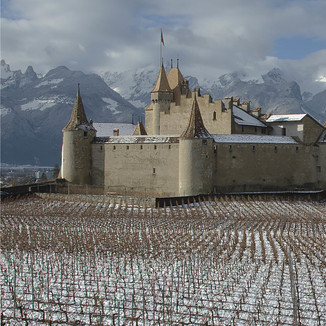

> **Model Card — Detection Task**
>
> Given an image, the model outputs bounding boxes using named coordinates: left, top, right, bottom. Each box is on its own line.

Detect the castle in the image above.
left=60, top=64, right=326, bottom=197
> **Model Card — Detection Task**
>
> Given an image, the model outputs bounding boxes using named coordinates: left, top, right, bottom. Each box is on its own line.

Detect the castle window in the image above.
left=100, top=146, right=103, bottom=151
left=229, top=145, right=232, bottom=152
left=113, top=146, right=116, bottom=150
left=169, top=145, right=171, bottom=149
left=213, top=111, right=216, bottom=120
left=252, top=145, right=256, bottom=152
left=214, top=145, right=217, bottom=154
left=140, top=145, right=143, bottom=150
left=84, top=131, right=88, bottom=138
left=152, top=168, right=156, bottom=174
left=202, top=140, right=207, bottom=146
left=282, top=128, right=286, bottom=136
left=154, top=145, right=157, bottom=150
left=296, top=146, right=299, bottom=152
left=274, top=146, right=278, bottom=153
left=261, top=128, right=266, bottom=134
left=126, top=145, right=129, bottom=150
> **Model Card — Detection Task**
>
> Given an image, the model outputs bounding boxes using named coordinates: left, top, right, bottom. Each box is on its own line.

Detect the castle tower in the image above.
left=178, top=95, right=215, bottom=196
left=60, top=84, right=96, bottom=184
left=151, top=64, right=173, bottom=134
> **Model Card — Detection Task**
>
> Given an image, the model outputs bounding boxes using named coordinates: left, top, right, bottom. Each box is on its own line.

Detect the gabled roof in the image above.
left=265, top=114, right=306, bottom=123
left=233, top=106, right=266, bottom=127
left=212, top=134, right=298, bottom=144
left=63, top=84, right=94, bottom=131
left=93, top=122, right=135, bottom=137
left=180, top=96, right=211, bottom=139
left=152, top=65, right=171, bottom=92
left=132, top=121, right=147, bottom=135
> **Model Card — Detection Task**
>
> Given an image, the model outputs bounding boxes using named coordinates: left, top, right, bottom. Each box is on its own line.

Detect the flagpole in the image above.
left=160, top=38, right=162, bottom=66
left=160, top=28, right=162, bottom=66
left=160, top=28, right=164, bottom=66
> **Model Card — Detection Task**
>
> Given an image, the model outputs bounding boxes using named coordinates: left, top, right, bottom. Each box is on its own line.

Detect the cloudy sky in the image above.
left=1, top=0, right=326, bottom=92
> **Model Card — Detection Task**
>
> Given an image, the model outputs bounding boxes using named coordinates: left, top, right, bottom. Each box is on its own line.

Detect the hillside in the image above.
left=1, top=60, right=142, bottom=165
left=1, top=60, right=325, bottom=165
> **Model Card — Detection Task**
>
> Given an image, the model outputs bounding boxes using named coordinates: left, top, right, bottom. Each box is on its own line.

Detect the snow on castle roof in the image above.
left=233, top=106, right=266, bottom=127
left=212, top=134, right=298, bottom=144
left=318, top=130, right=326, bottom=143
left=93, top=122, right=135, bottom=137
left=265, top=114, right=306, bottom=123
left=106, top=135, right=180, bottom=144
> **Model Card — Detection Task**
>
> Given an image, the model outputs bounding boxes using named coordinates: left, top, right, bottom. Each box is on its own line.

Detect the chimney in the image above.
left=224, top=97, right=233, bottom=110
left=113, top=128, right=119, bottom=136
left=240, top=101, right=250, bottom=112
left=233, top=98, right=240, bottom=106
left=251, top=107, right=262, bottom=118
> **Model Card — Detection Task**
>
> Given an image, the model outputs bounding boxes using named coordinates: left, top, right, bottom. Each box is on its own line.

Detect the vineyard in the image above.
left=1, top=194, right=326, bottom=325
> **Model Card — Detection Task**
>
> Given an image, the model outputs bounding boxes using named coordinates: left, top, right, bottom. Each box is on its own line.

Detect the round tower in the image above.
left=151, top=64, right=173, bottom=134
left=179, top=95, right=214, bottom=196
left=60, top=84, right=96, bottom=185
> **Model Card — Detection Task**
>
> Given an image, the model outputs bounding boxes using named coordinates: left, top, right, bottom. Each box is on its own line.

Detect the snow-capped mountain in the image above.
left=101, top=66, right=158, bottom=109
left=102, top=66, right=326, bottom=124
left=1, top=60, right=142, bottom=165
left=1, top=60, right=326, bottom=166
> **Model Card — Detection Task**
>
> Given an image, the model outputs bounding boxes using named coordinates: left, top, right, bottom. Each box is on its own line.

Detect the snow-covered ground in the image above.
left=1, top=195, right=325, bottom=325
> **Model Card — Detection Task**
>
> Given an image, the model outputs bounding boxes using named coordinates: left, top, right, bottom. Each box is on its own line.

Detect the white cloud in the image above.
left=1, top=0, right=326, bottom=92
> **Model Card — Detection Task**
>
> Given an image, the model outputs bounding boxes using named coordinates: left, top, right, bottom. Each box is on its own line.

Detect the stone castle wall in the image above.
left=146, top=94, right=233, bottom=136
left=104, top=142, right=180, bottom=197
left=214, top=142, right=319, bottom=192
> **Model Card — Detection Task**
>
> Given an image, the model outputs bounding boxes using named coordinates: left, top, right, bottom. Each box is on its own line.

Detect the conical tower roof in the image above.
left=132, top=121, right=147, bottom=135
left=152, top=64, right=171, bottom=92
left=63, top=84, right=93, bottom=131
left=180, top=95, right=211, bottom=139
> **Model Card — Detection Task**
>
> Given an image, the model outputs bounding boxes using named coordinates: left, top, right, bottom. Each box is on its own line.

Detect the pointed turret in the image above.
left=152, top=64, right=171, bottom=92
left=178, top=95, right=214, bottom=196
left=180, top=95, right=211, bottom=139
left=63, top=84, right=94, bottom=131
left=151, top=64, right=173, bottom=135
left=60, top=84, right=96, bottom=185
left=132, top=121, right=147, bottom=135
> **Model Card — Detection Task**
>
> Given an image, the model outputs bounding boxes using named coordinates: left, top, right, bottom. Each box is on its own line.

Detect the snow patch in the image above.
left=21, top=99, right=56, bottom=111
left=0, top=106, right=10, bottom=117
left=212, top=134, right=298, bottom=144
left=102, top=97, right=121, bottom=114
left=35, top=78, right=64, bottom=88
left=265, top=114, right=306, bottom=123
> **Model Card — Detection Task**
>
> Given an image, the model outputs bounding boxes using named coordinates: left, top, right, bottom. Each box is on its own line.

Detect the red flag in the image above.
left=161, top=29, right=164, bottom=46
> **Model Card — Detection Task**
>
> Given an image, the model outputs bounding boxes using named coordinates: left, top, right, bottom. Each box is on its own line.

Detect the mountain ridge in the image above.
left=1, top=60, right=326, bottom=165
